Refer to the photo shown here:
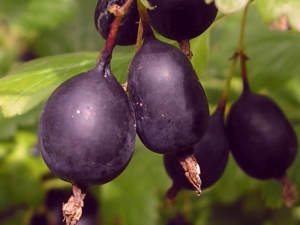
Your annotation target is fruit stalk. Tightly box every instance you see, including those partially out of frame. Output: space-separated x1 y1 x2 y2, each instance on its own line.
100 0 134 61
165 182 182 205
176 150 202 196
219 3 250 110
239 52 250 91
278 174 298 207
218 52 238 111
135 18 144 52
137 0 154 38
178 39 193 60
62 185 86 225
236 3 250 91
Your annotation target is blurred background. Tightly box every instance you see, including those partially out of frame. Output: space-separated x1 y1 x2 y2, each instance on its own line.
1 0 300 224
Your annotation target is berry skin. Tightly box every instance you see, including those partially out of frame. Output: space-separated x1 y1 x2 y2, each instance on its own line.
163 105 230 192
227 90 297 180
128 35 209 154
38 63 136 188
147 0 218 41
193 105 229 188
94 0 139 45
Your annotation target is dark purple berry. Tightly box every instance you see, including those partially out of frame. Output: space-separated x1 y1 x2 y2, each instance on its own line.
163 104 229 193
147 0 218 41
128 35 209 154
38 63 136 188
94 0 139 46
227 90 297 180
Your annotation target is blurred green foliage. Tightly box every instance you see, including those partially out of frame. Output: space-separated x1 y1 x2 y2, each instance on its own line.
0 0 300 225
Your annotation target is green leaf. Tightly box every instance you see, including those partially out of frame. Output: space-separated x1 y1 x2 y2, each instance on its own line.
215 0 250 14
111 51 135 84
245 9 300 92
0 52 97 117
208 6 300 97
256 0 300 32
0 51 134 117
246 33 300 91
0 49 133 117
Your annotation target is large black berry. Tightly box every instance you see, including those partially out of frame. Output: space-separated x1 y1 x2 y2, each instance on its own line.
94 0 139 45
127 35 209 155
38 62 136 189
163 104 229 198
193 104 229 188
227 90 297 180
147 0 218 41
